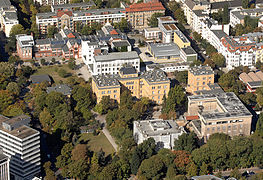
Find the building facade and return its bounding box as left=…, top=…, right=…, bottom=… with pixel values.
left=89, top=51, right=140, bottom=75
left=187, top=92, right=252, bottom=142
left=230, top=8, right=263, bottom=27
left=125, top=1, right=165, bottom=29
left=186, top=65, right=214, bottom=94
left=133, top=119, right=185, bottom=149
left=34, top=0, right=67, bottom=6
left=0, top=115, right=40, bottom=180
left=92, top=67, right=170, bottom=104
left=16, top=34, right=34, bottom=60
left=36, top=8, right=126, bottom=35
left=0, top=151, right=9, bottom=180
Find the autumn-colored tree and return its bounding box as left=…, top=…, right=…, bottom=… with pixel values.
left=172, top=150, right=191, bottom=174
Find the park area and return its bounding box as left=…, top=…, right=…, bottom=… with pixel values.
left=78, top=132, right=115, bottom=156
left=32, top=64, right=76, bottom=83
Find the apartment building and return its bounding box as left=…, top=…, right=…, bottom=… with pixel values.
left=183, top=0, right=210, bottom=27
left=125, top=1, right=165, bottom=29
left=146, top=62, right=190, bottom=73
left=144, top=27, right=161, bottom=41
left=186, top=65, right=214, bottom=94
left=0, top=0, right=19, bottom=37
left=158, top=16, right=178, bottom=43
left=34, top=0, right=67, bottom=6
left=92, top=66, right=170, bottom=104
left=16, top=34, right=34, bottom=60
left=0, top=115, right=40, bottom=180
left=220, top=33, right=263, bottom=69
left=192, top=10, right=209, bottom=34
left=36, top=8, right=126, bottom=35
left=51, top=1, right=95, bottom=12
left=230, top=8, right=263, bottom=27
left=89, top=51, right=140, bottom=75
left=187, top=92, right=252, bottom=142
left=0, top=151, right=9, bottom=180
left=34, top=28, right=82, bottom=60
left=133, top=119, right=185, bottom=149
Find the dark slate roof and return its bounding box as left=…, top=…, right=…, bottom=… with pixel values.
left=120, top=66, right=137, bottom=75
left=211, top=0, right=242, bottom=9
left=46, top=84, right=72, bottom=95
left=112, top=40, right=130, bottom=47
left=30, top=74, right=51, bottom=84
left=181, top=46, right=197, bottom=55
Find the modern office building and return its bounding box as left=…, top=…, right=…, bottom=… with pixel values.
left=158, top=16, right=178, bottom=43
left=186, top=65, right=215, bottom=94
left=239, top=71, right=263, bottom=93
left=92, top=66, right=170, bottom=104
left=0, top=115, right=40, bottom=180
left=187, top=92, right=252, bottom=142
left=125, top=1, right=165, bottom=29
left=16, top=34, right=34, bottom=60
left=0, top=150, right=10, bottom=180
left=148, top=43, right=181, bottom=61
left=133, top=119, right=185, bottom=149
left=89, top=51, right=140, bottom=75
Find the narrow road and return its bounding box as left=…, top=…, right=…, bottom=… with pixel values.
left=92, top=110, right=118, bottom=152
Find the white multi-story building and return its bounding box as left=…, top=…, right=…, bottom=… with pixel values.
left=0, top=115, right=40, bottom=180
left=192, top=10, right=209, bottom=34
left=89, top=51, right=140, bottom=75
left=0, top=151, right=9, bottom=180
left=34, top=0, right=67, bottom=6
left=82, top=35, right=108, bottom=65
left=219, top=33, right=263, bottom=69
left=0, top=0, right=19, bottom=37
left=230, top=8, right=263, bottom=27
left=158, top=16, right=178, bottom=43
left=133, top=119, right=185, bottom=149
left=36, top=8, right=126, bottom=35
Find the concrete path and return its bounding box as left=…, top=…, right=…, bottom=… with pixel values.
left=75, top=58, right=91, bottom=81
left=92, top=110, right=118, bottom=152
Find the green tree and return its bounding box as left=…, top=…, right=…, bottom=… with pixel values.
left=166, top=164, right=178, bottom=180
left=222, top=5, right=229, bottom=24
left=9, top=24, right=25, bottom=37
left=174, top=9, right=186, bottom=24
left=6, top=82, right=20, bottom=96
left=187, top=162, right=198, bottom=177
left=47, top=26, right=58, bottom=38
left=230, top=167, right=242, bottom=179
left=39, top=108, right=54, bottom=133
left=56, top=143, right=73, bottom=177
left=58, top=69, right=69, bottom=78
left=8, top=55, right=20, bottom=65
left=0, top=90, right=14, bottom=113
left=44, top=161, right=56, bottom=180
left=68, top=58, right=76, bottom=70
left=242, top=0, right=249, bottom=9
left=255, top=113, right=263, bottom=137
left=120, top=88, right=134, bottom=109
left=193, top=32, right=202, bottom=42
left=94, top=96, right=118, bottom=115
left=70, top=0, right=82, bottom=3
left=148, top=13, right=163, bottom=27
left=174, top=132, right=199, bottom=153
left=199, top=162, right=209, bottom=175
left=211, top=53, right=225, bottom=68
left=138, top=155, right=165, bottom=179
left=114, top=18, right=129, bottom=32
left=174, top=71, right=188, bottom=85
left=40, top=58, right=46, bottom=66
left=206, top=44, right=217, bottom=56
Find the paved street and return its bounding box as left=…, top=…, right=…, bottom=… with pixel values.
left=92, top=110, right=118, bottom=152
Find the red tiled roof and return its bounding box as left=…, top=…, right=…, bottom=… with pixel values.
left=126, top=2, right=165, bottom=13
left=185, top=115, right=199, bottom=121
left=57, top=10, right=73, bottom=17
left=110, top=29, right=118, bottom=35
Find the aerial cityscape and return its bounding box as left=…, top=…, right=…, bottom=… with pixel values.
left=0, top=0, right=263, bottom=179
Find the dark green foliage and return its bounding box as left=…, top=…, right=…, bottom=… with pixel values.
left=114, top=18, right=129, bottom=32
left=174, top=71, right=188, bottom=85
left=255, top=113, right=263, bottom=137
left=47, top=26, right=57, bottom=38
left=174, top=132, right=199, bottom=153
left=242, top=0, right=249, bottom=9
left=94, top=96, right=118, bottom=115
left=222, top=5, right=229, bottom=24
left=148, top=13, right=163, bottom=27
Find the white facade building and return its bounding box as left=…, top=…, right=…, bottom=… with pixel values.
left=144, top=27, right=161, bottom=40
left=34, top=0, right=67, bottom=6
left=133, top=119, right=185, bottom=149
left=0, top=115, right=40, bottom=180
left=89, top=51, right=140, bottom=75
left=158, top=16, right=178, bottom=43
left=230, top=8, right=263, bottom=27
left=0, top=151, right=9, bottom=180
left=146, top=62, right=190, bottom=73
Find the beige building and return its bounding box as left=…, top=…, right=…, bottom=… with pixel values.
left=125, top=1, right=165, bottom=29
left=186, top=65, right=214, bottom=94
left=92, top=66, right=170, bottom=104
left=187, top=92, right=252, bottom=142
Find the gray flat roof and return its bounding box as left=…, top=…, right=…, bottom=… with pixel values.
left=47, top=84, right=72, bottom=95
left=149, top=43, right=180, bottom=57
left=188, top=92, right=252, bottom=120
left=112, top=40, right=130, bottom=47
left=181, top=46, right=197, bottom=55
left=94, top=51, right=139, bottom=62
left=134, top=119, right=184, bottom=136
left=0, top=0, right=11, bottom=8
left=189, top=65, right=214, bottom=76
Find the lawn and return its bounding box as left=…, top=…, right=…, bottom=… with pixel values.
left=78, top=132, right=115, bottom=156
left=32, top=64, right=76, bottom=83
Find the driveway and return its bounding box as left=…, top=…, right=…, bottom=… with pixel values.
left=75, top=58, right=91, bottom=81
left=92, top=110, right=118, bottom=152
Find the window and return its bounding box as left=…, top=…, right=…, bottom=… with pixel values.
left=102, top=91, right=105, bottom=94
left=164, top=85, right=167, bottom=89
left=203, top=82, right=205, bottom=85
left=114, top=95, right=116, bottom=98
left=203, top=77, right=206, bottom=80
left=158, top=86, right=161, bottom=89
left=158, top=90, right=160, bottom=94
left=152, top=86, right=155, bottom=89
left=107, top=90, right=111, bottom=94
left=114, top=90, right=117, bottom=93
left=197, top=82, right=199, bottom=85
left=158, top=96, right=160, bottom=99
left=152, top=91, right=155, bottom=94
